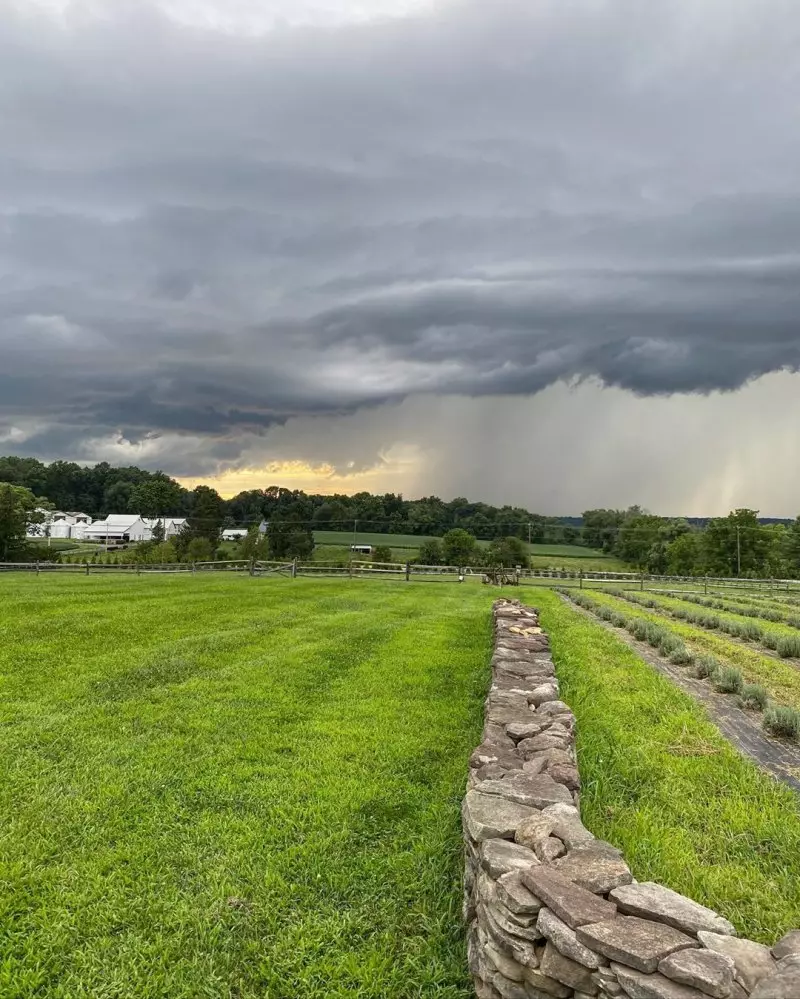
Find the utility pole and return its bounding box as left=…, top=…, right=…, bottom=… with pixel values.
left=528, top=522, right=531, bottom=546
left=736, top=526, right=741, bottom=577
left=352, top=518, right=358, bottom=551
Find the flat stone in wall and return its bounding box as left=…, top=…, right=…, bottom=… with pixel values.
left=462, top=599, right=800, bottom=999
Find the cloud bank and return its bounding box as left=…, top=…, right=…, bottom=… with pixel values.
left=2, top=0, right=800, bottom=507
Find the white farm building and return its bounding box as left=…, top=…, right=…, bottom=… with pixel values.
left=83, top=515, right=154, bottom=545
left=81, top=515, right=188, bottom=546
left=27, top=509, right=93, bottom=540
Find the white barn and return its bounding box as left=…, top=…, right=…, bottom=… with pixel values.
left=144, top=517, right=187, bottom=539
left=222, top=528, right=248, bottom=541
left=83, top=515, right=153, bottom=544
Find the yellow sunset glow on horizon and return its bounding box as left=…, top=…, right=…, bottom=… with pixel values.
left=176, top=453, right=423, bottom=498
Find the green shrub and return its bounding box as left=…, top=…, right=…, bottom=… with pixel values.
left=742, top=621, right=764, bottom=641
left=713, top=666, right=744, bottom=695
left=739, top=684, right=768, bottom=711
left=762, top=632, right=780, bottom=650
left=694, top=655, right=719, bottom=680
left=611, top=612, right=627, bottom=628
left=668, top=645, right=693, bottom=665
left=763, top=705, right=800, bottom=741
left=658, top=633, right=680, bottom=655
left=777, top=634, right=800, bottom=659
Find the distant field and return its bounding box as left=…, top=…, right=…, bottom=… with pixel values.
left=313, top=531, right=619, bottom=562
left=529, top=554, right=631, bottom=572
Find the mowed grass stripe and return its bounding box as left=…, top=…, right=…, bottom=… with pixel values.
left=587, top=589, right=800, bottom=712
left=526, top=588, right=800, bottom=942
left=0, top=576, right=492, bottom=999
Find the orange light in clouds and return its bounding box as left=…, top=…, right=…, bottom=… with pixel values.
left=176, top=457, right=416, bottom=498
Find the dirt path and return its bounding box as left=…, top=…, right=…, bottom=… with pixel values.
left=561, top=594, right=800, bottom=794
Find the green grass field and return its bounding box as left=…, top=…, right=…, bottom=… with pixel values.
left=4, top=576, right=800, bottom=995
left=0, top=576, right=493, bottom=999
left=312, top=532, right=630, bottom=570
left=526, top=588, right=800, bottom=941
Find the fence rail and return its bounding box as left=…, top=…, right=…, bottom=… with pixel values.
left=4, top=558, right=800, bottom=594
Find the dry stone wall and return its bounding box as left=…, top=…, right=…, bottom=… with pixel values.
left=463, top=599, right=800, bottom=999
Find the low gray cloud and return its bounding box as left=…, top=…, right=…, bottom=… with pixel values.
left=2, top=0, right=800, bottom=494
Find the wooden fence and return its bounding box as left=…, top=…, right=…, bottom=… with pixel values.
left=3, top=558, right=800, bottom=594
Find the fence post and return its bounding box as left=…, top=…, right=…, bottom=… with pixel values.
left=292, top=558, right=298, bottom=579
left=405, top=561, right=411, bottom=582
left=579, top=570, right=583, bottom=590
left=36, top=560, right=40, bottom=576
left=704, top=575, right=708, bottom=594
left=249, top=558, right=255, bottom=577
left=85, top=560, right=90, bottom=575
left=136, top=563, right=141, bottom=576
left=191, top=562, right=196, bottom=576
left=640, top=572, right=645, bottom=591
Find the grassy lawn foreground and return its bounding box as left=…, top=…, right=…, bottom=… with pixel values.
left=0, top=576, right=494, bottom=999
left=527, top=588, right=800, bottom=942
left=5, top=577, right=800, bottom=998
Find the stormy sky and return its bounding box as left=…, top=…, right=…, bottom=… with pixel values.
left=2, top=0, right=800, bottom=513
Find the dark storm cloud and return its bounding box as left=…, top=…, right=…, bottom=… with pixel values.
left=2, top=0, right=800, bottom=472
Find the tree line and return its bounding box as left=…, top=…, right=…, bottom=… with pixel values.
left=0, top=454, right=568, bottom=539
left=581, top=506, right=800, bottom=578
left=3, top=455, right=800, bottom=576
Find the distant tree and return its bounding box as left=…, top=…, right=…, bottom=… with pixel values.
left=417, top=539, right=443, bottom=565
left=102, top=480, right=136, bottom=514
left=782, top=517, right=800, bottom=578
left=561, top=525, right=580, bottom=545
left=185, top=537, right=216, bottom=562
left=581, top=509, right=626, bottom=552
left=703, top=509, right=770, bottom=577
left=129, top=474, right=187, bottom=518
left=151, top=518, right=166, bottom=544
left=267, top=516, right=314, bottom=559
left=0, top=484, right=44, bottom=560
left=442, top=528, right=477, bottom=566
left=186, top=485, right=224, bottom=545
left=664, top=531, right=703, bottom=575
left=372, top=544, right=393, bottom=563
left=237, top=525, right=270, bottom=561
left=312, top=501, right=348, bottom=526
left=485, top=536, right=528, bottom=568
left=763, top=524, right=792, bottom=579
left=614, top=514, right=690, bottom=572
left=152, top=540, right=178, bottom=563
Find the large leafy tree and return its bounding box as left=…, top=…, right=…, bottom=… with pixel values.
left=581, top=509, right=626, bottom=552
left=417, top=539, right=442, bottom=565
left=0, top=484, right=45, bottom=560
left=267, top=515, right=314, bottom=559
left=485, top=536, right=528, bottom=568
left=128, top=474, right=188, bottom=517
left=175, top=486, right=224, bottom=555
left=703, top=509, right=770, bottom=577
left=441, top=528, right=477, bottom=566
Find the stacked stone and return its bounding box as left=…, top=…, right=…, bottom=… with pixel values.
left=463, top=599, right=800, bottom=999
